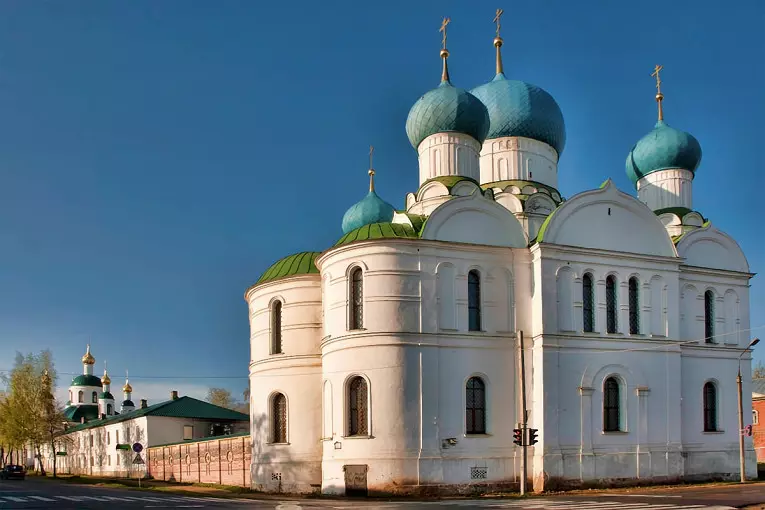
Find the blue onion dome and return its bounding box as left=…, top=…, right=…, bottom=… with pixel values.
left=625, top=120, right=702, bottom=186
left=471, top=74, right=566, bottom=155
left=405, top=47, right=490, bottom=149
left=342, top=170, right=395, bottom=234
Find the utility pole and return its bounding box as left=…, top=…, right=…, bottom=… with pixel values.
left=518, top=330, right=528, bottom=496
left=738, top=338, right=759, bottom=483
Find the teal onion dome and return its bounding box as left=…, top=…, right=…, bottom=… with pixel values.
left=625, top=120, right=702, bottom=186
left=471, top=73, right=566, bottom=155
left=406, top=81, right=490, bottom=149
left=342, top=190, right=395, bottom=234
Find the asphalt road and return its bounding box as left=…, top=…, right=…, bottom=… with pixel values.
left=0, top=477, right=762, bottom=509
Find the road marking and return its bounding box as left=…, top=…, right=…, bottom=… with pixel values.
left=56, top=496, right=85, bottom=501
left=2, top=497, right=27, bottom=502
left=28, top=495, right=57, bottom=501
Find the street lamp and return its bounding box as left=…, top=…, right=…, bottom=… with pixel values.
left=738, top=337, right=760, bottom=483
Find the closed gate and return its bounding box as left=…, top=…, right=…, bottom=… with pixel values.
left=343, top=464, right=368, bottom=496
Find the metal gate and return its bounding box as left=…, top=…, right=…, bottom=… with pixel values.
left=343, top=464, right=368, bottom=496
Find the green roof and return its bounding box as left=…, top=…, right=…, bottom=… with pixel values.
left=63, top=404, right=100, bottom=423
left=256, top=251, right=320, bottom=285
left=71, top=374, right=104, bottom=387
left=420, top=175, right=480, bottom=191
left=481, top=179, right=562, bottom=201
left=334, top=222, right=418, bottom=247
left=99, top=392, right=114, bottom=400
left=403, top=213, right=426, bottom=234
left=61, top=396, right=249, bottom=434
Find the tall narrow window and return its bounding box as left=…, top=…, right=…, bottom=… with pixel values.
left=468, top=270, right=481, bottom=332
left=271, top=300, right=283, bottom=354
left=606, top=275, right=618, bottom=334
left=92, top=391, right=98, bottom=403
left=78, top=391, right=84, bottom=403
left=106, top=404, right=112, bottom=415
left=703, top=382, right=717, bottom=432
left=628, top=277, right=640, bottom=334
left=603, top=377, right=620, bottom=432
left=272, top=393, right=287, bottom=443
left=349, top=268, right=363, bottom=330
left=466, top=376, right=486, bottom=434
left=348, top=376, right=368, bottom=436
left=704, top=290, right=715, bottom=343
left=583, top=273, right=594, bottom=333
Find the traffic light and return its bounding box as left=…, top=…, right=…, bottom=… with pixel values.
left=513, top=428, right=523, bottom=446
left=528, top=428, right=539, bottom=446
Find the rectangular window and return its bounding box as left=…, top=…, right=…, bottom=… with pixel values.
left=606, top=276, right=617, bottom=334
left=583, top=274, right=594, bottom=333
left=754, top=410, right=760, bottom=425
left=107, top=455, right=111, bottom=466
left=116, top=430, right=119, bottom=444
left=183, top=425, right=194, bottom=440
left=107, top=432, right=110, bottom=445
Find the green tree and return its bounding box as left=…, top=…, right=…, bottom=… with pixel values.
left=205, top=387, right=234, bottom=409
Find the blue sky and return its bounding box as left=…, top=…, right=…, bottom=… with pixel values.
left=0, top=1, right=762, bottom=403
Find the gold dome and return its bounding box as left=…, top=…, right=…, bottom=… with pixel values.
left=123, top=380, right=133, bottom=393
left=101, top=371, right=111, bottom=385
left=81, top=344, right=95, bottom=365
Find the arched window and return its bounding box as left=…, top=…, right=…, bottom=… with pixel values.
left=704, top=290, right=715, bottom=343
left=703, top=382, right=718, bottom=431
left=349, top=268, right=363, bottom=330
left=271, top=300, right=283, bottom=354
left=466, top=377, right=486, bottom=434
left=271, top=393, right=287, bottom=443
left=582, top=273, right=594, bottom=333
left=69, top=390, right=72, bottom=402
left=78, top=391, right=83, bottom=403
left=603, top=377, right=620, bottom=432
left=628, top=277, right=640, bottom=334
left=753, top=410, right=760, bottom=425
left=106, top=404, right=113, bottom=415
left=347, top=376, right=368, bottom=436
left=606, top=275, right=618, bottom=334
left=468, top=270, right=481, bottom=332
left=92, top=391, right=98, bottom=403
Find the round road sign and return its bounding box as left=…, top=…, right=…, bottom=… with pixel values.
left=133, top=442, right=143, bottom=453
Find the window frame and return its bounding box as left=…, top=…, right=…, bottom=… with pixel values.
left=754, top=409, right=760, bottom=426
left=465, top=376, right=487, bottom=435
left=92, top=391, right=98, bottom=404
left=468, top=270, right=482, bottom=332
left=606, top=275, right=618, bottom=334
left=270, top=393, right=288, bottom=444
left=582, top=273, right=594, bottom=333
left=603, top=376, right=621, bottom=432
left=703, top=381, right=718, bottom=432
left=349, top=267, right=364, bottom=331
left=183, top=425, right=194, bottom=441
left=270, top=299, right=283, bottom=355
left=78, top=391, right=84, bottom=403
left=628, top=277, right=640, bottom=335
left=346, top=375, right=370, bottom=437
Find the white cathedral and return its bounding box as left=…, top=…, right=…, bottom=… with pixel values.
left=246, top=19, right=756, bottom=495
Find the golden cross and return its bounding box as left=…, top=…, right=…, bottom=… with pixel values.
left=494, top=8, right=504, bottom=37
left=440, top=17, right=451, bottom=49
left=651, top=64, right=663, bottom=94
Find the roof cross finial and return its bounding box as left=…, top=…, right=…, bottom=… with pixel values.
left=439, top=17, right=451, bottom=83
left=368, top=145, right=376, bottom=193
left=651, top=64, right=664, bottom=121
left=493, top=8, right=505, bottom=75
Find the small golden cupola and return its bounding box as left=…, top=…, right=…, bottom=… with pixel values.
left=101, top=369, right=111, bottom=386
left=81, top=344, right=95, bottom=365
left=123, top=379, right=133, bottom=393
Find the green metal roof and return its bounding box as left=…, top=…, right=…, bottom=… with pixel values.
left=71, top=374, right=103, bottom=387
left=63, top=404, right=100, bottom=423
left=334, top=222, right=418, bottom=247
left=99, top=392, right=114, bottom=400
left=402, top=213, right=426, bottom=234
left=256, top=251, right=320, bottom=285
left=60, top=396, right=249, bottom=434
left=150, top=431, right=250, bottom=449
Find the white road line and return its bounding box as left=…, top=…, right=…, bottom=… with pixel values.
left=2, top=497, right=27, bottom=502
left=28, top=495, right=57, bottom=501
left=56, top=496, right=85, bottom=501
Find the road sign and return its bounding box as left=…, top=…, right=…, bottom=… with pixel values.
left=116, top=444, right=131, bottom=451
left=132, top=442, right=143, bottom=453
left=133, top=454, right=144, bottom=465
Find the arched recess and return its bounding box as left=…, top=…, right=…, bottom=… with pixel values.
left=322, top=380, right=333, bottom=439
left=417, top=180, right=450, bottom=202
left=680, top=284, right=699, bottom=341
left=436, top=262, right=457, bottom=330
left=492, top=191, right=524, bottom=214
left=537, top=180, right=677, bottom=257
left=488, top=267, right=515, bottom=333
left=723, top=289, right=739, bottom=346
left=557, top=266, right=575, bottom=332
left=421, top=193, right=528, bottom=248
left=649, top=275, right=668, bottom=337
left=676, top=223, right=750, bottom=273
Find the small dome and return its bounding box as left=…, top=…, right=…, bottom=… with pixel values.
left=123, top=381, right=133, bottom=393
left=72, top=374, right=103, bottom=387
left=341, top=191, right=395, bottom=234
left=626, top=120, right=702, bottom=186
left=471, top=74, right=566, bottom=155
left=122, top=399, right=135, bottom=408
left=82, top=345, right=95, bottom=365
left=99, top=391, right=114, bottom=400
left=101, top=372, right=111, bottom=385
left=256, top=252, right=320, bottom=285
left=406, top=81, right=490, bottom=149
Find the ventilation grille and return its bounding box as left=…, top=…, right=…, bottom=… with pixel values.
left=470, top=466, right=488, bottom=479
left=271, top=472, right=282, bottom=481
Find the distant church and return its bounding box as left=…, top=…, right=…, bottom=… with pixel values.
left=245, top=15, right=755, bottom=494
left=63, top=345, right=136, bottom=424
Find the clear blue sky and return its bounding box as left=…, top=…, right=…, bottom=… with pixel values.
left=0, top=1, right=763, bottom=403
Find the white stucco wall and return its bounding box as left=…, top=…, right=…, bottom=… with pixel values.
left=479, top=136, right=559, bottom=189
left=417, top=132, right=481, bottom=186
left=637, top=169, right=694, bottom=211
